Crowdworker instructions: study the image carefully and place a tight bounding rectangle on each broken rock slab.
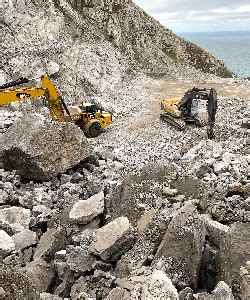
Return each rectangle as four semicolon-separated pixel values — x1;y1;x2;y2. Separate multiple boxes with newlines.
12;229;37;251
69;191;104;224
0;207;31;234
141;270;179;299
153;202;206;289
66;245;95;273
90;217;135;261
0;230;15;257
212;281;234;300
105;287;131;300
23;259;55;293
33;227;66;262
1;115;92;181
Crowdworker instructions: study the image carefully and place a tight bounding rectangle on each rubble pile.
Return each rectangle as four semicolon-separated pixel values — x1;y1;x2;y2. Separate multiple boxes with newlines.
0;111;248;298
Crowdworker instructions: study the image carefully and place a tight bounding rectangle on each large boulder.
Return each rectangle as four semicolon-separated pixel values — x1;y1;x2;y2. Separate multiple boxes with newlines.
90;217;135;261
153;202;206;289
34;227;66;262
227;222;250;283
1;115;92;181
105;164;174;225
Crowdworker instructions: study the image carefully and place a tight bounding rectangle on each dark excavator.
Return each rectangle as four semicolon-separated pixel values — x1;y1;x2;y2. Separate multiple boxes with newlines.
160;87;218;139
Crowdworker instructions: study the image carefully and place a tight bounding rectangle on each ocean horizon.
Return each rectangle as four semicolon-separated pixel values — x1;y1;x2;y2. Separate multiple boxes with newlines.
178;30;250;78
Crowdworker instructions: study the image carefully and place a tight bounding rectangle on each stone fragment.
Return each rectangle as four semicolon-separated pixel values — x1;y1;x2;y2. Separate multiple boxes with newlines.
40;293;62;300
69;191;104;224
240;261;250;300
0;230;15;257
212;281;234;300
1;115;92;180
70;277;88;300
137;208;155;235
66;245;95;273
141;270;178;299
213;162;229;175
0;207;30;233
34;227;66;262
202;215;229;246
179;287;194;300
23;259;55;293
106;287;131;300
163;187;178;197
12;229;36;251
90;217;134;261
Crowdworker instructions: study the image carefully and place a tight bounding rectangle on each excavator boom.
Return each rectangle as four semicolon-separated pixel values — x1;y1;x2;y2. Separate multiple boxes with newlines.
0;75;68;122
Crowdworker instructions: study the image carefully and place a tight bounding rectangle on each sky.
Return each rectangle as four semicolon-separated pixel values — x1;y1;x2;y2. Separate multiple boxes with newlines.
133;0;250;33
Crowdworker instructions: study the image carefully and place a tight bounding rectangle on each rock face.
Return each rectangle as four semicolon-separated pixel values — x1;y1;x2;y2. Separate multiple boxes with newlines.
1;115;92;180
69;191;104;224
90;217;134;261
1;0;232;113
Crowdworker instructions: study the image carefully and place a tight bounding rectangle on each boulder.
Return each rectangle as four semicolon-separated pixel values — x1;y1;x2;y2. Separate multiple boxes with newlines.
105;164;174;225
34;227;66;262
12;229;36;251
66;245;95;273
1;115;92;181
69;191;104;224
141;270;179;299
212;281;234;300
106;287;130;300
116;210;171;278
153;202;206;288
70;276;88;300
23;259;55;292
0;230;15;257
240;261;250;300
228;222;250;283
162;187;178;197
0;207;31;234
90;217;134;261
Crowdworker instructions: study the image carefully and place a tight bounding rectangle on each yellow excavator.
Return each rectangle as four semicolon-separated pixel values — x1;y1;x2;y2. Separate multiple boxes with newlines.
160;87;218;139
0;75;112;137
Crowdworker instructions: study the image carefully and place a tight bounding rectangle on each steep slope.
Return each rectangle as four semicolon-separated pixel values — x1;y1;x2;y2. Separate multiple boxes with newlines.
1;0;232;101
56;0;232;77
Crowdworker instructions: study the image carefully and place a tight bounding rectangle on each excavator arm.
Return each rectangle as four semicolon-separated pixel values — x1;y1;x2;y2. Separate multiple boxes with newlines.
0;75;70;122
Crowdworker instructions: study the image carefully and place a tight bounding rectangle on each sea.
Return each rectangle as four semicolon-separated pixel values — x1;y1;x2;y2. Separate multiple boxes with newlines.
178;31;250;78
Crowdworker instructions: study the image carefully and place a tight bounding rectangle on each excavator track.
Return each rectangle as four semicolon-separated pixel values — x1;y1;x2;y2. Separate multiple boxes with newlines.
160;113;186;131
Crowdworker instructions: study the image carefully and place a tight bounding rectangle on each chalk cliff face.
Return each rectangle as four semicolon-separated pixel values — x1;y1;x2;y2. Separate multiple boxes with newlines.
1;0;232;103
56;0;231;76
